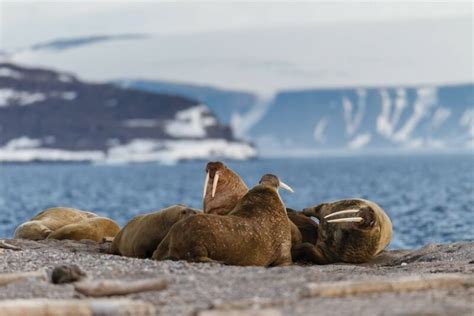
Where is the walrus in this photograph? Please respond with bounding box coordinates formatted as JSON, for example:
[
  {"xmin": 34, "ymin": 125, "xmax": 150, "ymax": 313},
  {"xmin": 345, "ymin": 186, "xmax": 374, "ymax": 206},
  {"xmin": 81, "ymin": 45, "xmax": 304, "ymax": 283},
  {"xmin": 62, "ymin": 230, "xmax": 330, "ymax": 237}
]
[
  {"xmin": 293, "ymin": 198, "xmax": 392, "ymax": 264},
  {"xmin": 203, "ymin": 161, "xmax": 248, "ymax": 215},
  {"xmin": 14, "ymin": 207, "xmax": 98, "ymax": 240},
  {"xmin": 152, "ymin": 174, "xmax": 294, "ymax": 267},
  {"xmin": 109, "ymin": 205, "xmax": 199, "ymax": 258},
  {"xmin": 202, "ymin": 162, "xmax": 304, "ymax": 249},
  {"xmin": 47, "ymin": 217, "xmax": 120, "ymax": 243},
  {"xmin": 286, "ymin": 208, "xmax": 319, "ymax": 245}
]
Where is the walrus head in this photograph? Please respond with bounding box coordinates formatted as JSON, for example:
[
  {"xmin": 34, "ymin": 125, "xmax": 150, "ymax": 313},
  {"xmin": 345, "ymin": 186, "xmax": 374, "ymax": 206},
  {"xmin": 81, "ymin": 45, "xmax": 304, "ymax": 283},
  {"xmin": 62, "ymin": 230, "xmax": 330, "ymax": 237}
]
[
  {"xmin": 203, "ymin": 161, "xmax": 248, "ymax": 215},
  {"xmin": 14, "ymin": 221, "xmax": 53, "ymax": 240},
  {"xmin": 303, "ymin": 200, "xmax": 372, "ymax": 226},
  {"xmin": 258, "ymin": 174, "xmax": 294, "ymax": 192}
]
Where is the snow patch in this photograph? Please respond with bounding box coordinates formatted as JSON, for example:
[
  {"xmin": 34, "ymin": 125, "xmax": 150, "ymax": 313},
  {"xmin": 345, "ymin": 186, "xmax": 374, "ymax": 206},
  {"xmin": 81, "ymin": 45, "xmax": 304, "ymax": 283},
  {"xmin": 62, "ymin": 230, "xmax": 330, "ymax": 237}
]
[
  {"xmin": 0, "ymin": 89, "xmax": 77, "ymax": 107},
  {"xmin": 313, "ymin": 117, "xmax": 328, "ymax": 143},
  {"xmin": 59, "ymin": 91, "xmax": 77, "ymax": 100},
  {"xmin": 0, "ymin": 137, "xmax": 256, "ymax": 163},
  {"xmin": 0, "ymin": 67, "xmax": 23, "ymax": 79},
  {"xmin": 106, "ymin": 139, "xmax": 256, "ymax": 163},
  {"xmin": 0, "ymin": 149, "xmax": 105, "ymax": 162},
  {"xmin": 348, "ymin": 133, "xmax": 371, "ymax": 149},
  {"xmin": 0, "ymin": 138, "xmax": 103, "ymax": 161},
  {"xmin": 392, "ymin": 87, "xmax": 437, "ymax": 143},
  {"xmin": 431, "ymin": 107, "xmax": 451, "ymax": 130},
  {"xmin": 231, "ymin": 95, "xmax": 274, "ymax": 138},
  {"xmin": 4, "ymin": 137, "xmax": 42, "ymax": 149},
  {"xmin": 460, "ymin": 109, "xmax": 474, "ymax": 137},
  {"xmin": 460, "ymin": 109, "xmax": 474, "ymax": 148},
  {"xmin": 342, "ymin": 92, "xmax": 365, "ymax": 136},
  {"xmin": 123, "ymin": 119, "xmax": 159, "ymax": 128},
  {"xmin": 58, "ymin": 74, "xmax": 74, "ymax": 82},
  {"xmin": 165, "ymin": 105, "xmax": 217, "ymax": 138},
  {"xmin": 377, "ymin": 88, "xmax": 408, "ymax": 138},
  {"xmin": 0, "ymin": 89, "xmax": 46, "ymax": 107}
]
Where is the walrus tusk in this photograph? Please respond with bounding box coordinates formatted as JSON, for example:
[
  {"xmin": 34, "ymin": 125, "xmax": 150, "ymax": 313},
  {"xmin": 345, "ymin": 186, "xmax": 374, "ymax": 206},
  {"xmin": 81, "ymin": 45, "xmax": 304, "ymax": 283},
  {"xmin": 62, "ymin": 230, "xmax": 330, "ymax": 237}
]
[
  {"xmin": 279, "ymin": 181, "xmax": 294, "ymax": 193},
  {"xmin": 211, "ymin": 172, "xmax": 219, "ymax": 198},
  {"xmin": 327, "ymin": 217, "xmax": 363, "ymax": 223},
  {"xmin": 324, "ymin": 209, "xmax": 359, "ymax": 219},
  {"xmin": 203, "ymin": 171, "xmax": 210, "ymax": 199}
]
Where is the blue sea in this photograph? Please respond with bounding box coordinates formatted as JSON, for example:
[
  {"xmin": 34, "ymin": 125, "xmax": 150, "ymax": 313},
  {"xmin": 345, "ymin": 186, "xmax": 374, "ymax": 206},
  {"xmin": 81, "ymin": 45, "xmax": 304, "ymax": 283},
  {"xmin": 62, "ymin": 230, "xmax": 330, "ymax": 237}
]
[{"xmin": 0, "ymin": 155, "xmax": 473, "ymax": 249}]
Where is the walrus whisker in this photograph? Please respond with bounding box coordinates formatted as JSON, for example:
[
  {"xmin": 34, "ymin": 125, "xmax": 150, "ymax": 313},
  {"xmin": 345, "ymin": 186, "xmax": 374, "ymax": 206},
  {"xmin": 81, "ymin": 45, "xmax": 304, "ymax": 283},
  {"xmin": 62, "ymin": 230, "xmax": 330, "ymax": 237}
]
[
  {"xmin": 324, "ymin": 209, "xmax": 359, "ymax": 219},
  {"xmin": 212, "ymin": 172, "xmax": 219, "ymax": 198},
  {"xmin": 203, "ymin": 171, "xmax": 209, "ymax": 199},
  {"xmin": 279, "ymin": 181, "xmax": 294, "ymax": 193},
  {"xmin": 327, "ymin": 217, "xmax": 363, "ymax": 223}
]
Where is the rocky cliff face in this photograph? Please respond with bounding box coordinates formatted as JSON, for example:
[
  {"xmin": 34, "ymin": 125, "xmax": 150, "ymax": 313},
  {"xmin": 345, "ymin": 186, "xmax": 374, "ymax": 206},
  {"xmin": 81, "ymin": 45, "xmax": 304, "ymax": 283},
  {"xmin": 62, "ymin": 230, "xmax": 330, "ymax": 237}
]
[{"xmin": 0, "ymin": 63, "xmax": 256, "ymax": 162}]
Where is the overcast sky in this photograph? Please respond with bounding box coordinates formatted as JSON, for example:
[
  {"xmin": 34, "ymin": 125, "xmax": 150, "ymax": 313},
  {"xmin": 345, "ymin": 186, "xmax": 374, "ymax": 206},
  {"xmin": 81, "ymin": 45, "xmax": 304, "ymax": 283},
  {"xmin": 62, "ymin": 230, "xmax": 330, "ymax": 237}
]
[
  {"xmin": 1, "ymin": 1, "xmax": 472, "ymax": 49},
  {"xmin": 1, "ymin": 1, "xmax": 472, "ymax": 93}
]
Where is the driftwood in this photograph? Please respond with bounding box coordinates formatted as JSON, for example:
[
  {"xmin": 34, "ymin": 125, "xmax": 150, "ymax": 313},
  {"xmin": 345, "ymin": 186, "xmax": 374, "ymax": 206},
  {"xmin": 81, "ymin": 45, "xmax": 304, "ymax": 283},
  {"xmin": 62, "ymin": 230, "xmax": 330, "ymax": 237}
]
[
  {"xmin": 211, "ymin": 297, "xmax": 290, "ymax": 310},
  {"xmin": 0, "ymin": 240, "xmax": 22, "ymax": 251},
  {"xmin": 74, "ymin": 278, "xmax": 168, "ymax": 297},
  {"xmin": 0, "ymin": 269, "xmax": 47, "ymax": 286},
  {"xmin": 303, "ymin": 273, "xmax": 471, "ymax": 298},
  {"xmin": 198, "ymin": 309, "xmax": 282, "ymax": 316},
  {"xmin": 0, "ymin": 299, "xmax": 155, "ymax": 316}
]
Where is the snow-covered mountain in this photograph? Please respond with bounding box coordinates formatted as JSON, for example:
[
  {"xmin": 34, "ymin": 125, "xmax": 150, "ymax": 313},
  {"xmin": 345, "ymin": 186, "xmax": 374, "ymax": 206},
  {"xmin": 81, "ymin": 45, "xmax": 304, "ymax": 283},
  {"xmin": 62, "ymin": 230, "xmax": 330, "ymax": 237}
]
[
  {"xmin": 0, "ymin": 63, "xmax": 256, "ymax": 163},
  {"xmin": 249, "ymin": 84, "xmax": 474, "ymax": 156}
]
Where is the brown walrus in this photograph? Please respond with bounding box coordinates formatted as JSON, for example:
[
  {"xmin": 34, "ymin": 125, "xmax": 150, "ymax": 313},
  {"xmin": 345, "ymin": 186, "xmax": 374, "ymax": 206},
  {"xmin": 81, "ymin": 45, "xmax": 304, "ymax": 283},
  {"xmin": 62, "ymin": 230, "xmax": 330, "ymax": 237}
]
[
  {"xmin": 14, "ymin": 207, "xmax": 98, "ymax": 240},
  {"xmin": 203, "ymin": 161, "xmax": 248, "ymax": 215},
  {"xmin": 202, "ymin": 162, "xmax": 304, "ymax": 249},
  {"xmin": 152, "ymin": 174, "xmax": 294, "ymax": 267},
  {"xmin": 109, "ymin": 205, "xmax": 199, "ymax": 258},
  {"xmin": 293, "ymin": 198, "xmax": 392, "ymax": 264},
  {"xmin": 47, "ymin": 217, "xmax": 120, "ymax": 243}
]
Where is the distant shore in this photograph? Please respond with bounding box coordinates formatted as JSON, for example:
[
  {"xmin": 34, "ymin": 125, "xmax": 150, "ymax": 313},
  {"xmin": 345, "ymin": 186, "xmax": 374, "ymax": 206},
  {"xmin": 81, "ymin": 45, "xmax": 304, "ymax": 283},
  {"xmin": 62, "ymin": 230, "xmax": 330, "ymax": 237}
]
[{"xmin": 0, "ymin": 239, "xmax": 472, "ymax": 315}]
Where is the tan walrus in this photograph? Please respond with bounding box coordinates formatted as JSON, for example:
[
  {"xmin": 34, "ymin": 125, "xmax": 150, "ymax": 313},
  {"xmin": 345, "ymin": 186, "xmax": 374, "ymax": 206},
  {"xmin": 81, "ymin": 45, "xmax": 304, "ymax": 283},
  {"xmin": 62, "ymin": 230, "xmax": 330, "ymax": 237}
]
[
  {"xmin": 109, "ymin": 205, "xmax": 199, "ymax": 258},
  {"xmin": 293, "ymin": 198, "xmax": 392, "ymax": 264},
  {"xmin": 47, "ymin": 217, "xmax": 120, "ymax": 243},
  {"xmin": 152, "ymin": 174, "xmax": 294, "ymax": 266},
  {"xmin": 203, "ymin": 161, "xmax": 248, "ymax": 215},
  {"xmin": 14, "ymin": 207, "xmax": 98, "ymax": 240}
]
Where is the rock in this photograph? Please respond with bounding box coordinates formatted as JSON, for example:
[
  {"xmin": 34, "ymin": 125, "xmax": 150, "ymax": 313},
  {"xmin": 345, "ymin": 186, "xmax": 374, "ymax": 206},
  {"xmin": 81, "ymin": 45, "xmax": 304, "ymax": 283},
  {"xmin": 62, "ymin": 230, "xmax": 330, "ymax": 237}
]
[
  {"xmin": 0, "ymin": 239, "xmax": 472, "ymax": 316},
  {"xmin": 51, "ymin": 265, "xmax": 86, "ymax": 284}
]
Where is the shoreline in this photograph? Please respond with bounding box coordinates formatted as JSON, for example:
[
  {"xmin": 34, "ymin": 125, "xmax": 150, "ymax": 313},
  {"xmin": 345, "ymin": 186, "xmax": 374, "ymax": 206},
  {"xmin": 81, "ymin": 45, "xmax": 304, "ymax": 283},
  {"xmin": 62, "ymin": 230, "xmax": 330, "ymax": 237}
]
[{"xmin": 0, "ymin": 239, "xmax": 473, "ymax": 315}]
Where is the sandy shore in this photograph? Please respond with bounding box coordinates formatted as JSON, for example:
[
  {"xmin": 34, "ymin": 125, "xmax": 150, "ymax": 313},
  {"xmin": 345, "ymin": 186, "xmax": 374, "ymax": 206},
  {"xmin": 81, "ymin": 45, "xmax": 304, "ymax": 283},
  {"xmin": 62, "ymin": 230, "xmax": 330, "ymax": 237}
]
[{"xmin": 0, "ymin": 239, "xmax": 473, "ymax": 315}]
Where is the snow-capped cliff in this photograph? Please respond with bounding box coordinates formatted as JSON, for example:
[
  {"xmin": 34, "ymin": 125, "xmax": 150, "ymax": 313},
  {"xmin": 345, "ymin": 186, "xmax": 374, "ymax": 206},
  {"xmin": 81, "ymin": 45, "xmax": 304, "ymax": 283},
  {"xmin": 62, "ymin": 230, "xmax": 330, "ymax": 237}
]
[{"xmin": 0, "ymin": 63, "xmax": 256, "ymax": 163}]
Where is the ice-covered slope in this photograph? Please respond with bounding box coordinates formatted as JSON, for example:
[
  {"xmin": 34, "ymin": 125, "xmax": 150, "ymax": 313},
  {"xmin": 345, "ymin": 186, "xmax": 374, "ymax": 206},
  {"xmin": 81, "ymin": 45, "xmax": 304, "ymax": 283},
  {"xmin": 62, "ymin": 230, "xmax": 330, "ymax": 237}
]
[
  {"xmin": 249, "ymin": 84, "xmax": 474, "ymax": 155},
  {"xmin": 0, "ymin": 63, "xmax": 256, "ymax": 162}
]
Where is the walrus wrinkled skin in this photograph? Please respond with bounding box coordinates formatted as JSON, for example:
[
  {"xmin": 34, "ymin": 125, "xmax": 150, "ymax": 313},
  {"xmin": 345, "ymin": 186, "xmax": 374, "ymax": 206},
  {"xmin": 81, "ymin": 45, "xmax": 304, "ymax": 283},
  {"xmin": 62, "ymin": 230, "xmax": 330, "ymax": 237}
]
[
  {"xmin": 47, "ymin": 217, "xmax": 120, "ymax": 243},
  {"xmin": 293, "ymin": 198, "xmax": 392, "ymax": 264},
  {"xmin": 286, "ymin": 208, "xmax": 319, "ymax": 245},
  {"xmin": 153, "ymin": 174, "xmax": 293, "ymax": 267},
  {"xmin": 109, "ymin": 205, "xmax": 199, "ymax": 258},
  {"xmin": 14, "ymin": 207, "xmax": 98, "ymax": 240},
  {"xmin": 203, "ymin": 161, "xmax": 248, "ymax": 215}
]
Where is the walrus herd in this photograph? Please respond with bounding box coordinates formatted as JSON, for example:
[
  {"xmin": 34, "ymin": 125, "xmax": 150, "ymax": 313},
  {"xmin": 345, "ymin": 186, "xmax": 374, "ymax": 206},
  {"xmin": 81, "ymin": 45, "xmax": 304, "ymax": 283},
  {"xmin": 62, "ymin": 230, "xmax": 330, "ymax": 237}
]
[{"xmin": 14, "ymin": 161, "xmax": 392, "ymax": 266}]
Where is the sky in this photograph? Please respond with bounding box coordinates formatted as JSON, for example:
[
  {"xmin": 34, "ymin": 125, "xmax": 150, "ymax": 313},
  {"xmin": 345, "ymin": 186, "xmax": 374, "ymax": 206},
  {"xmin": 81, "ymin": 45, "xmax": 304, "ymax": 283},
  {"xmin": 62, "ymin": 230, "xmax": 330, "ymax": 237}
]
[
  {"xmin": 2, "ymin": 1, "xmax": 472, "ymax": 49},
  {"xmin": 0, "ymin": 1, "xmax": 472, "ymax": 94}
]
